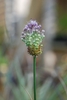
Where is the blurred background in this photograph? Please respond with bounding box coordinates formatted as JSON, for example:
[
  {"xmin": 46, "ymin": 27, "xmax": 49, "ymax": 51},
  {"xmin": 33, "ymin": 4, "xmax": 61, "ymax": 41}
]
[{"xmin": 0, "ymin": 0, "xmax": 67, "ymax": 100}]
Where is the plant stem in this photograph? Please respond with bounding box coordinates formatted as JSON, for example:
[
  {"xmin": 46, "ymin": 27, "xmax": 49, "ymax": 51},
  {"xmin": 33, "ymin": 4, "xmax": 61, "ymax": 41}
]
[{"xmin": 33, "ymin": 56, "xmax": 36, "ymax": 100}]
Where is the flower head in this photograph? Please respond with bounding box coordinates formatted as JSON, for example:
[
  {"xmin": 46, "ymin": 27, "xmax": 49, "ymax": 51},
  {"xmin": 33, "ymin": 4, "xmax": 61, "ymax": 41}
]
[{"xmin": 21, "ymin": 20, "xmax": 45, "ymax": 56}]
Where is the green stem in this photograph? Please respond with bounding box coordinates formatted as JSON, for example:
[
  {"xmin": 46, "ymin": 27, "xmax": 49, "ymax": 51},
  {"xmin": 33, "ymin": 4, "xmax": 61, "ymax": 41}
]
[{"xmin": 33, "ymin": 56, "xmax": 36, "ymax": 100}]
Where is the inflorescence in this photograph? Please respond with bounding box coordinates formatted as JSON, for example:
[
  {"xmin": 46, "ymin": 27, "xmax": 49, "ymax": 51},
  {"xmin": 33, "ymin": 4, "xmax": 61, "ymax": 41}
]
[{"xmin": 21, "ymin": 20, "xmax": 45, "ymax": 56}]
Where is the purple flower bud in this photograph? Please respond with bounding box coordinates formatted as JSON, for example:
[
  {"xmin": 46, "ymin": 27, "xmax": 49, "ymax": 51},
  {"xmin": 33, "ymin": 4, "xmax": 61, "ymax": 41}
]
[
  {"xmin": 30, "ymin": 20, "xmax": 38, "ymax": 26},
  {"xmin": 34, "ymin": 26, "xmax": 38, "ymax": 29},
  {"xmin": 28, "ymin": 23, "xmax": 32, "ymax": 28},
  {"xmin": 23, "ymin": 25, "xmax": 28, "ymax": 31},
  {"xmin": 42, "ymin": 30, "xmax": 45, "ymax": 33},
  {"xmin": 27, "ymin": 28, "xmax": 30, "ymax": 31},
  {"xmin": 38, "ymin": 25, "xmax": 41, "ymax": 28}
]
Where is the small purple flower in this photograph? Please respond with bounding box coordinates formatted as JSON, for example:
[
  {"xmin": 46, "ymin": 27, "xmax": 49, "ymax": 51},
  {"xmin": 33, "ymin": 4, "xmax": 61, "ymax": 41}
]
[
  {"xmin": 23, "ymin": 20, "xmax": 44, "ymax": 35},
  {"xmin": 30, "ymin": 20, "xmax": 38, "ymax": 26}
]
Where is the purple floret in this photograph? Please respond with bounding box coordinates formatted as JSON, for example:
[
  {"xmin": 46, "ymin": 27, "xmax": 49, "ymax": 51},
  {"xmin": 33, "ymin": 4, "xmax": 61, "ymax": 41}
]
[
  {"xmin": 23, "ymin": 20, "xmax": 42, "ymax": 33},
  {"xmin": 21, "ymin": 20, "xmax": 45, "ymax": 40}
]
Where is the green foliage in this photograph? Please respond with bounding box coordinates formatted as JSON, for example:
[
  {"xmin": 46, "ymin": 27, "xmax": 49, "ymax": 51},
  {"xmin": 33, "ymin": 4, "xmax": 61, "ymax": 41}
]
[
  {"xmin": 59, "ymin": 14, "xmax": 67, "ymax": 33},
  {"xmin": 58, "ymin": 5, "xmax": 67, "ymax": 34},
  {"xmin": 0, "ymin": 49, "xmax": 8, "ymax": 64}
]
